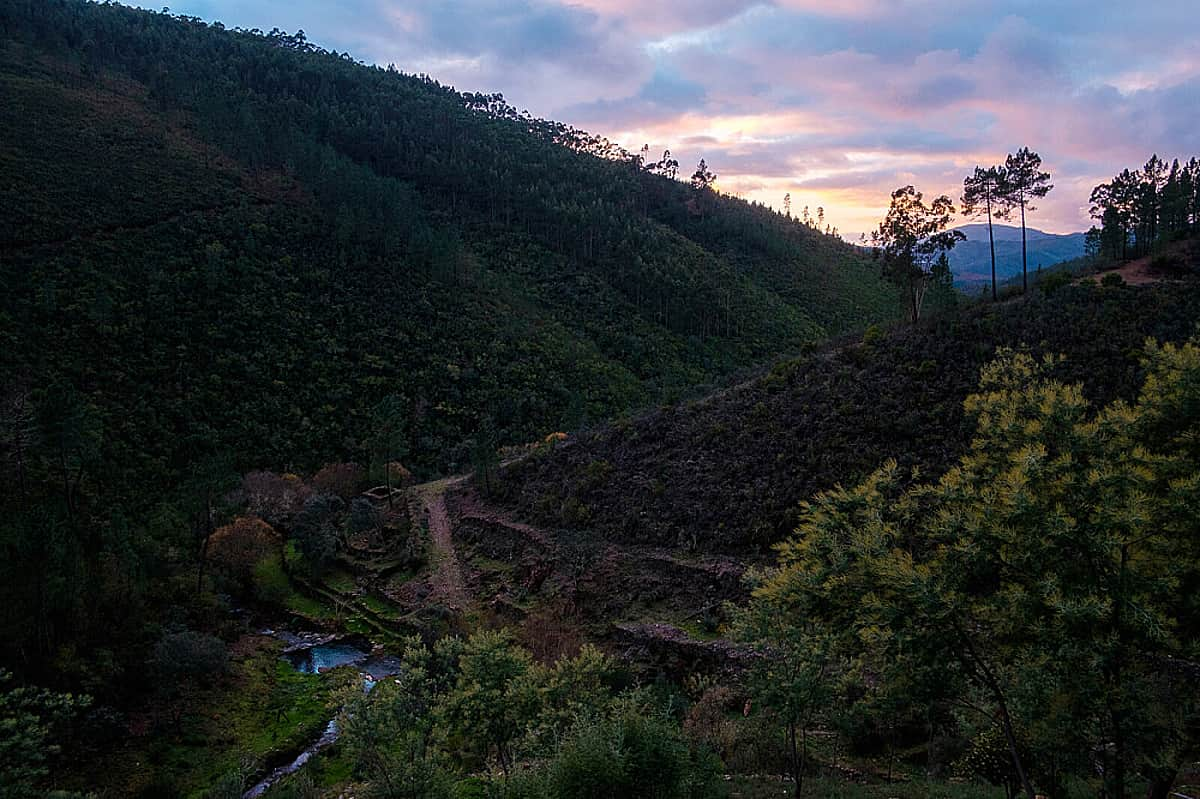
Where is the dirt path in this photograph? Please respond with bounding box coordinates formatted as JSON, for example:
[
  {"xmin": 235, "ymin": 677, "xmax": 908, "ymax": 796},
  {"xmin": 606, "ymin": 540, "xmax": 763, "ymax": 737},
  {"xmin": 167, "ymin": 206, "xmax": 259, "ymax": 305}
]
[
  {"xmin": 1076, "ymin": 239, "xmax": 1196, "ymax": 287},
  {"xmin": 412, "ymin": 477, "xmax": 470, "ymax": 612}
]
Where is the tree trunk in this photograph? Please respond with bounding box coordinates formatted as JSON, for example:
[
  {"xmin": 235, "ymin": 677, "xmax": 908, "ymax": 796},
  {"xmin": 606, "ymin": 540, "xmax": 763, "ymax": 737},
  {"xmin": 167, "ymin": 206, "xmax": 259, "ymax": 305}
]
[
  {"xmin": 1020, "ymin": 201, "xmax": 1028, "ymax": 294},
  {"xmin": 788, "ymin": 721, "xmax": 802, "ymax": 797},
  {"xmin": 59, "ymin": 446, "xmax": 73, "ymax": 519},
  {"xmin": 987, "ymin": 194, "xmax": 997, "ymax": 301},
  {"xmin": 195, "ymin": 491, "xmax": 214, "ymax": 594},
  {"xmin": 955, "ymin": 622, "xmax": 1037, "ymax": 799},
  {"xmin": 997, "ymin": 705, "xmax": 1036, "ymax": 799}
]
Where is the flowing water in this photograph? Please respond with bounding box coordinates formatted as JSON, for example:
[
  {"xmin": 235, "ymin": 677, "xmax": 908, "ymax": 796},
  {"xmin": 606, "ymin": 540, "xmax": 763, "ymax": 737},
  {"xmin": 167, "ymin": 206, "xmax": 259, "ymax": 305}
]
[{"xmin": 242, "ymin": 633, "xmax": 403, "ymax": 798}]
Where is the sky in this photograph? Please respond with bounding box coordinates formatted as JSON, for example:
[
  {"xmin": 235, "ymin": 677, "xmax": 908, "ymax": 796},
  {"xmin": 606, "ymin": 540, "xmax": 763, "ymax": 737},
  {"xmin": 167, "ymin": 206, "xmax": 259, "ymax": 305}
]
[{"xmin": 141, "ymin": 0, "xmax": 1199, "ymax": 239}]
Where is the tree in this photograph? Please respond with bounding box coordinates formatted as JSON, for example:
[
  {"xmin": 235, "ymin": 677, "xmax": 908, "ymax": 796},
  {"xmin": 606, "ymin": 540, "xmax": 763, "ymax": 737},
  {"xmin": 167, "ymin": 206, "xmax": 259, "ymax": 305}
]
[
  {"xmin": 438, "ymin": 630, "xmax": 539, "ymax": 779},
  {"xmin": 654, "ymin": 149, "xmax": 679, "ymax": 180},
  {"xmin": 1000, "ymin": 148, "xmax": 1053, "ymax": 294},
  {"xmin": 339, "ymin": 668, "xmax": 448, "ymax": 799},
  {"xmin": 184, "ymin": 453, "xmax": 239, "ymax": 595},
  {"xmin": 961, "ymin": 165, "xmax": 1009, "ymax": 300},
  {"xmin": 690, "ymin": 158, "xmax": 716, "ymax": 193},
  {"xmin": 471, "ymin": 420, "xmax": 500, "ymax": 498},
  {"xmin": 735, "ymin": 600, "xmax": 833, "ymax": 796},
  {"xmin": 36, "ymin": 384, "xmax": 101, "ymax": 521},
  {"xmin": 291, "ymin": 493, "xmax": 345, "ymax": 575},
  {"xmin": 1084, "ymin": 226, "xmax": 1102, "ymax": 262},
  {"xmin": 753, "ymin": 340, "xmax": 1200, "ymax": 799},
  {"xmin": 926, "ymin": 251, "xmax": 958, "ymax": 316},
  {"xmin": 207, "ymin": 516, "xmax": 282, "ymax": 593},
  {"xmin": 871, "ymin": 186, "xmax": 965, "ymax": 324},
  {"xmin": 151, "ymin": 629, "xmax": 228, "ymax": 731},
  {"xmin": 783, "ymin": 193, "xmax": 791, "ymax": 219},
  {"xmin": 370, "ymin": 395, "xmax": 408, "ymax": 509},
  {"xmin": 0, "ymin": 386, "xmax": 36, "ymax": 498},
  {"xmin": 0, "ymin": 669, "xmax": 90, "ymax": 799}
]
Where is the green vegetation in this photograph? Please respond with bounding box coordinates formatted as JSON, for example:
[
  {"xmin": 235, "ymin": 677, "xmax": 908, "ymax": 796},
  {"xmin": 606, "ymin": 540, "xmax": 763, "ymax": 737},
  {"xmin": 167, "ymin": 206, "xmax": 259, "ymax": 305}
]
[
  {"xmin": 1, "ymin": 3, "xmax": 1198, "ymax": 798},
  {"xmin": 0, "ymin": 670, "xmax": 90, "ymax": 799},
  {"xmin": 744, "ymin": 340, "xmax": 1200, "ymax": 798},
  {"xmin": 330, "ymin": 632, "xmax": 725, "ymax": 799},
  {"xmin": 54, "ymin": 638, "xmax": 335, "ymax": 798},
  {"xmin": 0, "ymin": 0, "xmax": 893, "ymax": 708}
]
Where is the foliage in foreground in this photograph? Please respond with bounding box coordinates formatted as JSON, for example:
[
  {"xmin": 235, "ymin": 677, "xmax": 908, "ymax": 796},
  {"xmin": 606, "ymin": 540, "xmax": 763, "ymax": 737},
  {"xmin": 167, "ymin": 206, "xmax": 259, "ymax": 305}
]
[
  {"xmin": 746, "ymin": 338, "xmax": 1200, "ymax": 798},
  {"xmin": 330, "ymin": 631, "xmax": 724, "ymax": 799}
]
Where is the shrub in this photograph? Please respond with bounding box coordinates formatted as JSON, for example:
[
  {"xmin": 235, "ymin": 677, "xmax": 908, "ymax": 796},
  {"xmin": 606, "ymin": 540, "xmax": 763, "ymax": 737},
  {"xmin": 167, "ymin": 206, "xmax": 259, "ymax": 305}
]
[
  {"xmin": 151, "ymin": 630, "xmax": 228, "ymax": 688},
  {"xmin": 1100, "ymin": 271, "xmax": 1125, "ymax": 287},
  {"xmin": 1038, "ymin": 270, "xmax": 1073, "ymax": 296},
  {"xmin": 311, "ymin": 462, "xmax": 366, "ymax": 499},
  {"xmin": 241, "ymin": 471, "xmax": 310, "ymax": 528},
  {"xmin": 1149, "ymin": 252, "xmax": 1187, "ymax": 276},
  {"xmin": 208, "ymin": 516, "xmax": 282, "ymax": 592},
  {"xmin": 536, "ymin": 710, "xmax": 726, "ymax": 799}
]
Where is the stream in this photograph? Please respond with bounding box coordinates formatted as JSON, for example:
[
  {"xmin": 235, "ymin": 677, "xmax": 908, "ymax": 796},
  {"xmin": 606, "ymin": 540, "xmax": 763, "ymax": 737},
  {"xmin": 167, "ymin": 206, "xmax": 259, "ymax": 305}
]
[{"xmin": 241, "ymin": 630, "xmax": 403, "ymax": 799}]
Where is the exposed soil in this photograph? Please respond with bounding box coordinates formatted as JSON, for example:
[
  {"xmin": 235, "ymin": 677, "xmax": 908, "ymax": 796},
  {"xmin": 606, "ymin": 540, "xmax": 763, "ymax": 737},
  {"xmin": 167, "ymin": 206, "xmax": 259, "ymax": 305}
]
[
  {"xmin": 411, "ymin": 477, "xmax": 471, "ymax": 613},
  {"xmin": 1084, "ymin": 238, "xmax": 1198, "ymax": 285}
]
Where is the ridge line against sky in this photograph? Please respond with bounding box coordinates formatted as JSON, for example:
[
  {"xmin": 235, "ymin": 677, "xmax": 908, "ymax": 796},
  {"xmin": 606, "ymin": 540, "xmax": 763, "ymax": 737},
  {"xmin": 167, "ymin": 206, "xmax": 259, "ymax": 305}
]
[{"xmin": 139, "ymin": 0, "xmax": 1199, "ymax": 240}]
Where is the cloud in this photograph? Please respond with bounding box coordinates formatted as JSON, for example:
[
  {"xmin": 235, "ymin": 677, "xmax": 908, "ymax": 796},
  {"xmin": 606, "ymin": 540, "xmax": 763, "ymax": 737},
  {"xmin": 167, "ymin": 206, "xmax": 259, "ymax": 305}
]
[{"xmin": 144, "ymin": 0, "xmax": 1200, "ymax": 236}]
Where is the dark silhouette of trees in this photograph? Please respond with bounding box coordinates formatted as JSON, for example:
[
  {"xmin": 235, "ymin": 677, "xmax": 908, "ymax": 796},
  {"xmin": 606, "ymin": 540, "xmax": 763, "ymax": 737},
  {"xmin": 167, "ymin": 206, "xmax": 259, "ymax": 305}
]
[
  {"xmin": 871, "ymin": 186, "xmax": 965, "ymax": 324},
  {"xmin": 690, "ymin": 158, "xmax": 716, "ymax": 192},
  {"xmin": 1090, "ymin": 155, "xmax": 1199, "ymax": 260},
  {"xmin": 961, "ymin": 164, "xmax": 1008, "ymax": 300},
  {"xmin": 1000, "ymin": 148, "xmax": 1053, "ymax": 294}
]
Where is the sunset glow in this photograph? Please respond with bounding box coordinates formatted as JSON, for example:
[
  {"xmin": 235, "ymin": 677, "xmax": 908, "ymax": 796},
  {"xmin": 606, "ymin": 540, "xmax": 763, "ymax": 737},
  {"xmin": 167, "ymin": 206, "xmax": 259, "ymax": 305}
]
[{"xmin": 140, "ymin": 0, "xmax": 1198, "ymax": 238}]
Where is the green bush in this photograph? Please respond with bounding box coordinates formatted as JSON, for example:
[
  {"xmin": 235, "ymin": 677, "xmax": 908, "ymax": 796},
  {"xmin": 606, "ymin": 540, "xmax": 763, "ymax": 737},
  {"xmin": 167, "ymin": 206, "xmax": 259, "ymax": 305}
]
[
  {"xmin": 1100, "ymin": 271, "xmax": 1125, "ymax": 287},
  {"xmin": 1038, "ymin": 270, "xmax": 1073, "ymax": 296},
  {"xmin": 520, "ymin": 710, "xmax": 726, "ymax": 799}
]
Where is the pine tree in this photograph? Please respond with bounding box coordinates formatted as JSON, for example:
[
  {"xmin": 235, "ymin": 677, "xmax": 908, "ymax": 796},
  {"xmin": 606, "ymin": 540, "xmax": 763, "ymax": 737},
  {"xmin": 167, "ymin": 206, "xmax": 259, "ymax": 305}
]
[
  {"xmin": 1001, "ymin": 148, "xmax": 1053, "ymax": 294},
  {"xmin": 962, "ymin": 164, "xmax": 1008, "ymax": 301}
]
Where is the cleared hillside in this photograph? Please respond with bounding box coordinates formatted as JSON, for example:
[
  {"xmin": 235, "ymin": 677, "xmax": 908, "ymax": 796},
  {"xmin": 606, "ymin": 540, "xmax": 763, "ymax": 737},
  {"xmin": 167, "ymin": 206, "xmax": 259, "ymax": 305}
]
[{"xmin": 496, "ymin": 271, "xmax": 1200, "ymax": 553}]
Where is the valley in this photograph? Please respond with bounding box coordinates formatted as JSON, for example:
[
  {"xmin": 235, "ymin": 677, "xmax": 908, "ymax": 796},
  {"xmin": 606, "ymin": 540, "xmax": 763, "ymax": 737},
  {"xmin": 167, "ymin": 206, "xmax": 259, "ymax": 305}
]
[{"xmin": 2, "ymin": 3, "xmax": 1199, "ymax": 799}]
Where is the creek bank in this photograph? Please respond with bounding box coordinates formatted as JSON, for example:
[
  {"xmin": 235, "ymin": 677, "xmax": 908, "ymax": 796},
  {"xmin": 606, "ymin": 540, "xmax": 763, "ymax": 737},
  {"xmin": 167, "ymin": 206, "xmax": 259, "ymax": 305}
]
[{"xmin": 241, "ymin": 627, "xmax": 403, "ymax": 798}]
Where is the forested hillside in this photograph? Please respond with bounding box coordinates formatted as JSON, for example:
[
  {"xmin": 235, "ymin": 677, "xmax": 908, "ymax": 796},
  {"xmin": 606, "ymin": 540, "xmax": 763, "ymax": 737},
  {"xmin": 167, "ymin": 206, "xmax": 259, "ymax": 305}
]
[
  {"xmin": 0, "ymin": 0, "xmax": 893, "ymax": 495},
  {"xmin": 0, "ymin": 0, "xmax": 892, "ymax": 729},
  {"xmin": 949, "ymin": 224, "xmax": 1085, "ymax": 287}
]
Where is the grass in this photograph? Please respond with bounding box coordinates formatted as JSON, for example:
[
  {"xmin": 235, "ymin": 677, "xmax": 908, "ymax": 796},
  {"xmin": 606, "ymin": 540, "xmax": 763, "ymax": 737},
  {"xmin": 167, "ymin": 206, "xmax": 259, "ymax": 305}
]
[
  {"xmin": 58, "ymin": 637, "xmax": 337, "ymax": 797},
  {"xmin": 678, "ymin": 619, "xmax": 724, "ymax": 642},
  {"xmin": 285, "ymin": 591, "xmax": 337, "ymax": 621},
  {"xmin": 360, "ymin": 592, "xmax": 405, "ymax": 621},
  {"xmin": 263, "ymin": 745, "xmax": 355, "ymax": 796},
  {"xmin": 173, "ymin": 653, "xmax": 334, "ymax": 798},
  {"xmin": 321, "ymin": 568, "xmax": 359, "ymax": 595},
  {"xmin": 470, "ymin": 553, "xmax": 517, "ymax": 576}
]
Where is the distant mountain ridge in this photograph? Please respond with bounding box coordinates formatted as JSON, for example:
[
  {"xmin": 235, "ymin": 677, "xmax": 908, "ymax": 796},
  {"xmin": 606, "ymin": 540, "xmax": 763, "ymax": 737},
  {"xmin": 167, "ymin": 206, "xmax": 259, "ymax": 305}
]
[{"xmin": 949, "ymin": 223, "xmax": 1086, "ymax": 287}]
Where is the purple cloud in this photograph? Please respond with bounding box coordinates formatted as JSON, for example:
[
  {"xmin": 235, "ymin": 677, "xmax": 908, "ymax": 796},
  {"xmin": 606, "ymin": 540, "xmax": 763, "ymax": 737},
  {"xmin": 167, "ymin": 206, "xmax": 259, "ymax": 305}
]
[{"xmin": 139, "ymin": 0, "xmax": 1200, "ymax": 237}]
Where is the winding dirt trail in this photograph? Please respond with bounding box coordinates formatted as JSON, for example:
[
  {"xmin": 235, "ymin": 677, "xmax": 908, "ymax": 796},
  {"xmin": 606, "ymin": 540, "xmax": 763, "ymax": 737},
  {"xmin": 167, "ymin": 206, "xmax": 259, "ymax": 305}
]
[{"xmin": 412, "ymin": 477, "xmax": 470, "ymax": 612}]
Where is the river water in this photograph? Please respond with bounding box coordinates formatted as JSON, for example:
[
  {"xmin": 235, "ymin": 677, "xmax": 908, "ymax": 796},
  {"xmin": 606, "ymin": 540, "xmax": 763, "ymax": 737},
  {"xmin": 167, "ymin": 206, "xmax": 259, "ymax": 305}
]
[{"xmin": 241, "ymin": 633, "xmax": 402, "ymax": 798}]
